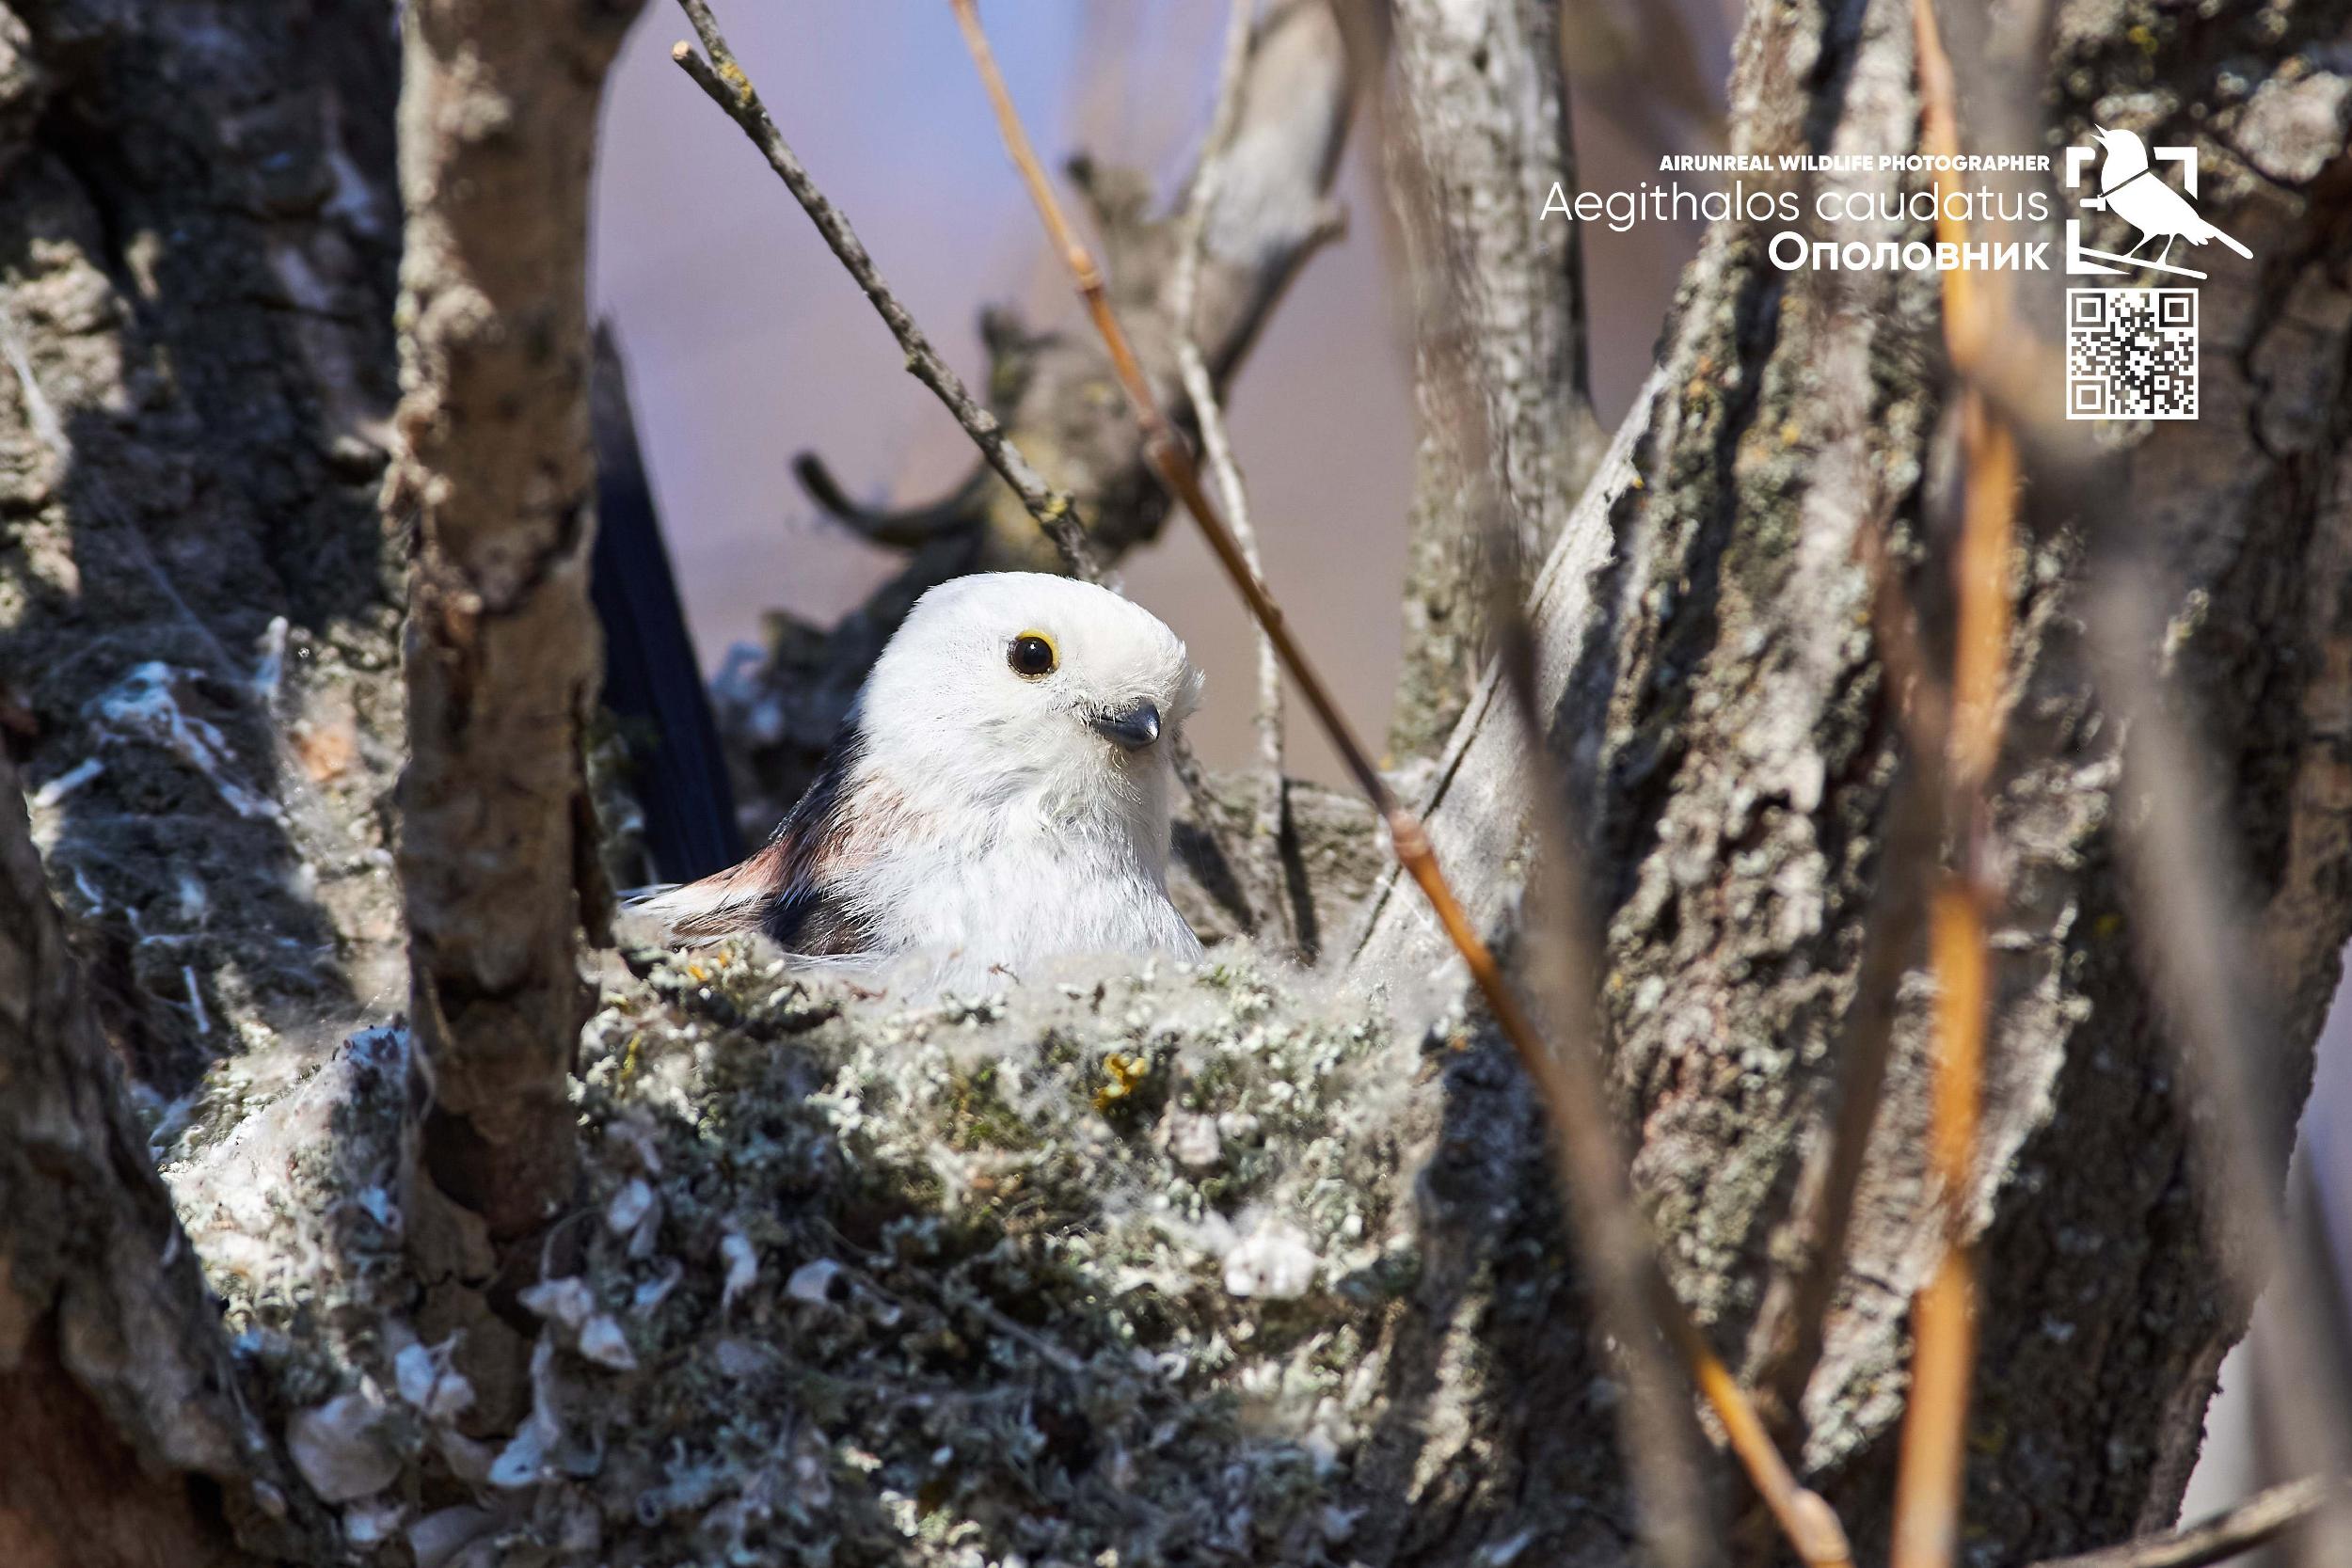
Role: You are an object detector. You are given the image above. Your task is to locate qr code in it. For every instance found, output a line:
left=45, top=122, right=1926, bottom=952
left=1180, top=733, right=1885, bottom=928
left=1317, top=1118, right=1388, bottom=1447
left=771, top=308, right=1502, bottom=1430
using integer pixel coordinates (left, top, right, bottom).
left=2067, top=288, right=2197, bottom=420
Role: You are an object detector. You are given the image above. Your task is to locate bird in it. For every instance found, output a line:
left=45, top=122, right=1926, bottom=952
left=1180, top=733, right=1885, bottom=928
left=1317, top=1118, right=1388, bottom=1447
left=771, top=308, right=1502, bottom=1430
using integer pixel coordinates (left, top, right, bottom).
left=633, top=572, right=1206, bottom=990
left=2083, top=126, right=2251, bottom=268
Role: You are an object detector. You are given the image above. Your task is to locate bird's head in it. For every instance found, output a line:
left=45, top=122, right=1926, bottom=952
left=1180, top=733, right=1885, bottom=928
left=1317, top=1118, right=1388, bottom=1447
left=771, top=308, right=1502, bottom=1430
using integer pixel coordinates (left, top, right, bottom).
left=858, top=572, right=1203, bottom=827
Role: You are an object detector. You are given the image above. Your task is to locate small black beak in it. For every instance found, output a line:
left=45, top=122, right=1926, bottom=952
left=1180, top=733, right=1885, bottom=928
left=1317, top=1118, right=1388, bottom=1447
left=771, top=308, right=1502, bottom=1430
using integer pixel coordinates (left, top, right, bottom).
left=1091, top=700, right=1161, bottom=752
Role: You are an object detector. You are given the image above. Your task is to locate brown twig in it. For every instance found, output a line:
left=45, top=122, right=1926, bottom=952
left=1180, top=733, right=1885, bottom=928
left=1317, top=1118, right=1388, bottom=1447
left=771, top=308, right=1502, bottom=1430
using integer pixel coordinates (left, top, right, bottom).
left=949, top=2, right=1369, bottom=804
left=951, top=0, right=1402, bottom=819
left=668, top=1, right=1097, bottom=579
left=1892, top=6, right=2016, bottom=1566
left=948, top=4, right=1849, bottom=1563
left=1498, top=720, right=1719, bottom=1568
left=1168, top=0, right=1294, bottom=952
left=1455, top=332, right=1712, bottom=1568
left=2027, top=1477, right=2342, bottom=1568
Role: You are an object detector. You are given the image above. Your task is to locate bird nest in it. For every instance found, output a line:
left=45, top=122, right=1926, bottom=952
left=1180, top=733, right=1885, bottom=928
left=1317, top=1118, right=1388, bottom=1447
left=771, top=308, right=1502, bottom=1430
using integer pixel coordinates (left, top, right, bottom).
left=164, top=944, right=1415, bottom=1567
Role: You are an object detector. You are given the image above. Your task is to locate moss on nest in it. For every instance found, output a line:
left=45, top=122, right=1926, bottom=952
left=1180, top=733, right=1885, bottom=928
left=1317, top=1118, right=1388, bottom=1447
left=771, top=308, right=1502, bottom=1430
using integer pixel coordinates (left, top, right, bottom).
left=175, top=947, right=1411, bottom=1567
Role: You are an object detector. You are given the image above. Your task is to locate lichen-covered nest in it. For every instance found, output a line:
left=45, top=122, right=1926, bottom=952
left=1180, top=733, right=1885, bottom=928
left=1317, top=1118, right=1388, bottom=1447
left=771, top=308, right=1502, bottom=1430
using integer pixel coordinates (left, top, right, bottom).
left=165, top=946, right=1416, bottom=1567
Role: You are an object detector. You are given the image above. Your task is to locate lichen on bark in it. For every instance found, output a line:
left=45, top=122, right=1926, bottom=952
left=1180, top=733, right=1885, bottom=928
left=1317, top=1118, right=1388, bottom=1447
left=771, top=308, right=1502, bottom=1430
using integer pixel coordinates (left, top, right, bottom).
left=0, top=0, right=408, bottom=1092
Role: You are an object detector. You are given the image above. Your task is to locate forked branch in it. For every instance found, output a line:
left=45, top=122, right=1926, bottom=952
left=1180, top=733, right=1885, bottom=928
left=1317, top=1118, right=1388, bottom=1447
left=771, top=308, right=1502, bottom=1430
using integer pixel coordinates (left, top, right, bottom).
left=2029, top=1477, right=2344, bottom=1568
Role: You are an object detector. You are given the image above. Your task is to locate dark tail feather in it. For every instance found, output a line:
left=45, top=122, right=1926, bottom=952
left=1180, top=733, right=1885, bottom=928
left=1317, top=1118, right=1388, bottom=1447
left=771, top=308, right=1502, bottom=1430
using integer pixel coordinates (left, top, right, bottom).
left=591, top=323, right=745, bottom=883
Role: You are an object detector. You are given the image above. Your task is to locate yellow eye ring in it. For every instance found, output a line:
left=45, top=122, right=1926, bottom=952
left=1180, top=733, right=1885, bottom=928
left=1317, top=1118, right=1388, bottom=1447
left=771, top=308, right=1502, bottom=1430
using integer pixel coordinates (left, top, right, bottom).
left=1008, top=629, right=1058, bottom=679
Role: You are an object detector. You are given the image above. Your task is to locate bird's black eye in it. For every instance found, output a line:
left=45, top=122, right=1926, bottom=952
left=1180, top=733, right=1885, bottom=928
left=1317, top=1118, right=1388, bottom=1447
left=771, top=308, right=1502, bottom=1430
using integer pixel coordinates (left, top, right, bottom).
left=1009, top=630, right=1058, bottom=679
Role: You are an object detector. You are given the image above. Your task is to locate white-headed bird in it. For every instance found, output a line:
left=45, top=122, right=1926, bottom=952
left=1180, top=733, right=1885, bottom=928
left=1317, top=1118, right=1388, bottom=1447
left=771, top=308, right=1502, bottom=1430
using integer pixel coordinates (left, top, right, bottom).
left=637, top=573, right=1205, bottom=988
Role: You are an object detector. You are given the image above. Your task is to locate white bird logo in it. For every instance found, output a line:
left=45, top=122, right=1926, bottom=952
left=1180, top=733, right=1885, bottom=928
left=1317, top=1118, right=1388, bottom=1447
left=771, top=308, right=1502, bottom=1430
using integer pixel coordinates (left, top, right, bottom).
left=2081, top=126, right=2250, bottom=269
left=634, top=573, right=1206, bottom=990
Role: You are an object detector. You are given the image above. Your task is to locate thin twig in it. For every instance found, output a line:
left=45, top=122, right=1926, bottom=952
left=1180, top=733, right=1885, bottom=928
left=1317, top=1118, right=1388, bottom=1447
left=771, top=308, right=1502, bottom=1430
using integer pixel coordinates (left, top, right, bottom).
left=952, top=0, right=1400, bottom=816
left=668, top=1, right=1097, bottom=578
left=1892, top=6, right=2016, bottom=1567
left=1438, top=269, right=1715, bottom=1568
left=1168, top=0, right=1294, bottom=952
left=2027, top=1477, right=2342, bottom=1568
left=947, top=5, right=1850, bottom=1563
left=1171, top=0, right=1256, bottom=261
left=1903, top=19, right=2352, bottom=1547
left=1494, top=616, right=1718, bottom=1568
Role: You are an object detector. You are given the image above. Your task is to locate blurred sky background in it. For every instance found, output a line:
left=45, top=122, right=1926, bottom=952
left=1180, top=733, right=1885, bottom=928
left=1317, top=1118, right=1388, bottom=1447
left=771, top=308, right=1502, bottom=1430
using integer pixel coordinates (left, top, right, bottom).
left=587, top=3, right=2345, bottom=1531
left=588, top=0, right=1722, bottom=783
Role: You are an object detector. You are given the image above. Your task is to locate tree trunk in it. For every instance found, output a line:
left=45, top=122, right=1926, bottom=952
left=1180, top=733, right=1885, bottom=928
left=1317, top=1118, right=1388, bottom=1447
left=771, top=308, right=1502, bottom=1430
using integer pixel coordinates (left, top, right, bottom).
left=1348, top=0, right=2352, bottom=1559
left=0, top=6, right=405, bottom=1554
left=0, top=0, right=407, bottom=1092
left=389, top=0, right=641, bottom=1375
left=0, top=752, right=299, bottom=1568
left=1383, top=0, right=1606, bottom=758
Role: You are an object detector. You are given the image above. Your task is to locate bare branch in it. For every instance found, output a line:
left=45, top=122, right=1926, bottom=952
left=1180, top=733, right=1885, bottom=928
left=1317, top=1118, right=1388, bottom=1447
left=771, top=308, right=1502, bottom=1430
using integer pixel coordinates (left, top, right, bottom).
left=1170, top=0, right=1295, bottom=952
left=668, top=3, right=1097, bottom=578
left=1891, top=8, right=2021, bottom=1564
left=790, top=452, right=995, bottom=551
left=2028, top=1477, right=2343, bottom=1568
left=1488, top=594, right=1719, bottom=1568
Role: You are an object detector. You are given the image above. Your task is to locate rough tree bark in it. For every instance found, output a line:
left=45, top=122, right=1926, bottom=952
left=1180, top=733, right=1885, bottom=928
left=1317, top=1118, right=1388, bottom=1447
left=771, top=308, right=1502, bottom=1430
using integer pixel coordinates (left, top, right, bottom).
left=0, top=0, right=406, bottom=1090
left=1383, top=0, right=1607, bottom=758
left=389, top=0, right=641, bottom=1381
left=0, top=750, right=299, bottom=1568
left=1349, top=0, right=2352, bottom=1560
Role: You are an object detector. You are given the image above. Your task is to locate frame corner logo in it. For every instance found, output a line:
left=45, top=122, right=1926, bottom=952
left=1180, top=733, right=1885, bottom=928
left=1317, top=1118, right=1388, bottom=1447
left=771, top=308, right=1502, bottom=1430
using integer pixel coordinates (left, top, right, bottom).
left=2061, top=127, right=2250, bottom=280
